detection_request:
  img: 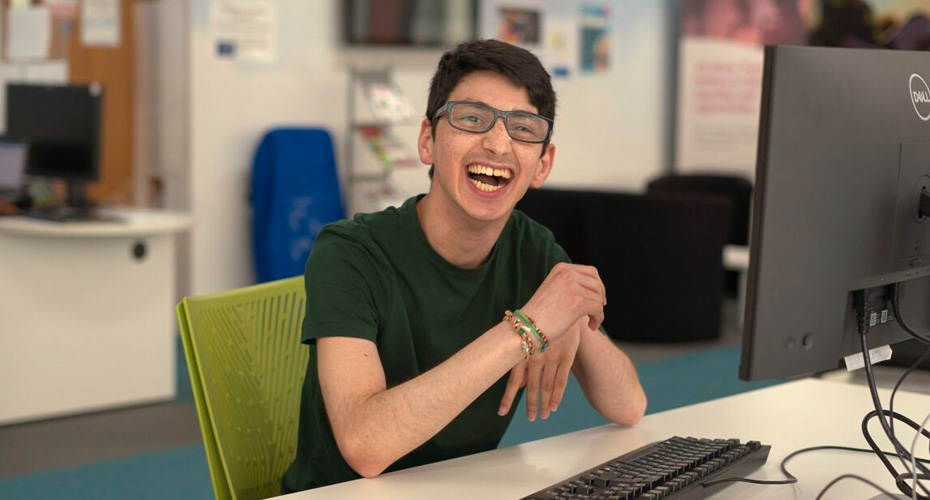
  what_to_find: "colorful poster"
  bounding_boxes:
[676,0,930,178]
[676,0,809,178]
[579,4,611,74]
[497,7,541,45]
[545,18,576,79]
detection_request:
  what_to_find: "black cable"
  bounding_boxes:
[887,283,930,467]
[858,310,930,499]
[861,409,930,498]
[891,283,930,345]
[705,292,930,497]
[700,445,930,488]
[860,341,930,500]
[813,474,905,500]
[889,344,930,446]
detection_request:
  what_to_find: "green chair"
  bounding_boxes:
[177,276,308,500]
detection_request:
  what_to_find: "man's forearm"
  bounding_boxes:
[572,326,647,426]
[327,322,524,477]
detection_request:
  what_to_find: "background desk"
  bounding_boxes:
[0,208,191,425]
[277,379,930,499]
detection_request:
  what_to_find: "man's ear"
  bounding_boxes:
[417,118,434,165]
[530,142,556,188]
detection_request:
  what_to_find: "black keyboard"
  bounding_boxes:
[25,207,121,223]
[521,436,771,500]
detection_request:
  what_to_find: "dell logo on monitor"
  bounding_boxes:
[911,74,930,121]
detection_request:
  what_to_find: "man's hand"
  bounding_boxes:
[498,322,581,421]
[521,262,606,342]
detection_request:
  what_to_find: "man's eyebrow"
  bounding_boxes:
[458,99,538,114]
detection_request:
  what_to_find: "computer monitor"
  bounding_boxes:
[740,45,930,382]
[4,83,103,208]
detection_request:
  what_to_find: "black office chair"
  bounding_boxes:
[518,188,731,342]
[516,188,592,265]
[646,173,753,297]
[586,191,730,342]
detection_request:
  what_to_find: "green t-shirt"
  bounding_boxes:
[281,195,568,492]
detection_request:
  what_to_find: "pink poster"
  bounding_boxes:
[676,0,930,179]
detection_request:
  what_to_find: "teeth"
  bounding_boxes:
[470,178,505,192]
[467,165,512,179]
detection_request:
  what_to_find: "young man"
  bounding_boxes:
[281,39,646,493]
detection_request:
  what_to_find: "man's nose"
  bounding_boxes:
[482,117,511,155]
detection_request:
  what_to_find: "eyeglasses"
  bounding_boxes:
[433,101,553,144]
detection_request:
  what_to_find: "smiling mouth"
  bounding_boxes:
[467,165,513,193]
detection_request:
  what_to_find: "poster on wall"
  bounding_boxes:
[7,6,52,60]
[675,0,809,178]
[545,18,576,78]
[80,0,120,47]
[497,7,542,45]
[482,0,581,79]
[210,0,278,64]
[676,0,930,180]
[579,3,611,74]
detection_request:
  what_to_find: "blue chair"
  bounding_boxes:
[251,128,345,283]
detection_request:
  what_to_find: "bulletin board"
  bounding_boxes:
[1,0,145,205]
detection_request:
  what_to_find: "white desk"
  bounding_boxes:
[0,208,191,425]
[276,379,930,499]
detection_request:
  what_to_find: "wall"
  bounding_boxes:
[178,0,674,296]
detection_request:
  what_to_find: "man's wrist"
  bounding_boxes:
[494,319,532,363]
[507,309,549,353]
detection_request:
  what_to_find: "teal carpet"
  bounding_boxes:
[500,345,780,447]
[0,446,212,500]
[0,344,777,500]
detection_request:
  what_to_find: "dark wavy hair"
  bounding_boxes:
[426,39,557,144]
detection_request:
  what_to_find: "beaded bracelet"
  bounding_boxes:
[503,311,536,359]
[511,309,549,354]
[518,330,535,360]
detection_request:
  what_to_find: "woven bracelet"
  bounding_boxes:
[512,309,549,354]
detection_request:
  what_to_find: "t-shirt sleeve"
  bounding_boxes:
[549,241,571,267]
[541,225,572,270]
[301,227,384,345]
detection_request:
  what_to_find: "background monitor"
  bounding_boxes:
[740,45,930,381]
[0,139,27,195]
[4,83,103,207]
[342,0,478,46]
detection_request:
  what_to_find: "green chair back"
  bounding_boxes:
[177,276,308,500]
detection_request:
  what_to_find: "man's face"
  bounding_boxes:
[418,70,555,225]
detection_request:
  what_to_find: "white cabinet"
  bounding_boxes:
[0,209,191,425]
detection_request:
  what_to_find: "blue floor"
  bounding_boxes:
[0,345,777,500]
[501,345,779,446]
[0,446,213,500]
